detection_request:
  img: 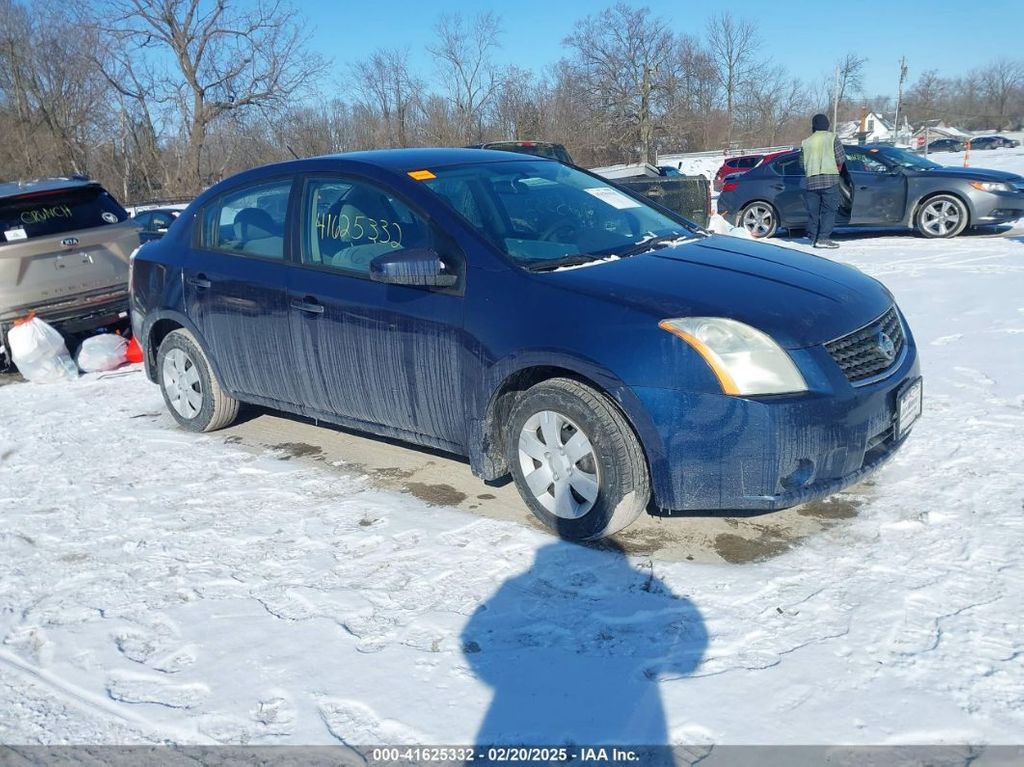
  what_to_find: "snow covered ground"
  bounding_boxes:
[2,156,1024,748]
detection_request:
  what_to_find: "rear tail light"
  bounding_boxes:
[722,181,738,192]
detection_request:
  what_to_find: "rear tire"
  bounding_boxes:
[915,194,968,238]
[506,378,650,541]
[157,329,239,432]
[739,201,778,238]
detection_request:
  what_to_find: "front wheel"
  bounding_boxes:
[506,378,650,541]
[739,202,778,238]
[157,329,239,432]
[915,194,968,238]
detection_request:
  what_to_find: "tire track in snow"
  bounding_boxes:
[0,648,216,744]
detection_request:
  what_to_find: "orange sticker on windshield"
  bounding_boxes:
[408,170,436,180]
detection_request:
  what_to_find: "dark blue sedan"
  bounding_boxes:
[131,148,922,540]
[719,145,1024,239]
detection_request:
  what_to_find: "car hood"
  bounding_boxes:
[546,236,894,349]
[911,166,1023,183]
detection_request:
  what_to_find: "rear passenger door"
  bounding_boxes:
[185,177,305,405]
[769,155,809,225]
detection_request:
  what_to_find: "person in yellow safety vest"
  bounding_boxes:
[800,114,847,249]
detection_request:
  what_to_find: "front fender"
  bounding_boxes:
[466,349,667,488]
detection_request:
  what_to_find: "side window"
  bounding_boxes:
[302,177,432,275]
[200,179,291,260]
[775,155,805,177]
[846,149,888,174]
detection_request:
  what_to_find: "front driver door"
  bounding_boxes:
[845,148,907,224]
[287,174,468,447]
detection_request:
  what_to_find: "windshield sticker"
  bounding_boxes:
[4,226,27,240]
[101,211,119,224]
[20,205,72,225]
[583,187,642,209]
[408,170,436,181]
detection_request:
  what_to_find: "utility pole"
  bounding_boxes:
[893,57,908,145]
[832,64,840,127]
[640,64,654,165]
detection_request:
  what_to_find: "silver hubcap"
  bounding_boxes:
[922,200,961,236]
[162,348,203,419]
[518,410,600,519]
[742,204,774,236]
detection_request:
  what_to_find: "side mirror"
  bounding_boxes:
[369,248,458,288]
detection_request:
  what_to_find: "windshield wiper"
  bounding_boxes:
[527,254,610,272]
[615,233,690,258]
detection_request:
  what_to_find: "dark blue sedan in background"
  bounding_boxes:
[131,148,922,540]
[719,145,1024,239]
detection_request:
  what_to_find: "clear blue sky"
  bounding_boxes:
[302,0,1023,98]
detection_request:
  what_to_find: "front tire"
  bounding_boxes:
[506,378,650,541]
[157,329,239,432]
[739,201,779,238]
[915,194,968,238]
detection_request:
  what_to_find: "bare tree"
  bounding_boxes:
[662,35,723,152]
[563,3,677,164]
[706,11,760,144]
[0,0,106,178]
[428,12,504,144]
[351,48,423,148]
[89,0,327,194]
[492,67,541,140]
[832,52,868,122]
[977,58,1024,128]
[737,65,810,146]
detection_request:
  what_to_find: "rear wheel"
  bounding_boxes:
[915,194,968,238]
[506,378,650,541]
[739,202,778,238]
[157,329,238,432]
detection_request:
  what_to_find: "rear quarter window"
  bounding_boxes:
[0,186,129,244]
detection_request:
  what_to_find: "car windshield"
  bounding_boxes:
[420,160,697,269]
[0,186,129,245]
[875,147,942,170]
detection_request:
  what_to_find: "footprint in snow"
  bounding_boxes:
[114,631,196,673]
[318,698,425,745]
[106,671,210,709]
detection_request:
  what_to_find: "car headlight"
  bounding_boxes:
[968,180,1013,193]
[659,317,807,395]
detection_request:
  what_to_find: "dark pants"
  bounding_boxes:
[805,184,839,242]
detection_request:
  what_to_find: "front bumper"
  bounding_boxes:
[969,190,1024,225]
[633,338,921,512]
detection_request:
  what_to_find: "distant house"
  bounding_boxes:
[836,112,897,143]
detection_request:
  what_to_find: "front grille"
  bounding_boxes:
[825,306,905,384]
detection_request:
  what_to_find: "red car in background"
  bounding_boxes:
[713,154,762,191]
[713,150,792,191]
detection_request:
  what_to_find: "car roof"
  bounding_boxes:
[316,147,547,170]
[0,177,98,201]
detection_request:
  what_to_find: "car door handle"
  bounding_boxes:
[290,298,325,315]
[771,184,785,190]
[187,275,212,289]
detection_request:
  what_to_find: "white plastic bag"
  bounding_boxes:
[76,334,128,373]
[7,316,79,383]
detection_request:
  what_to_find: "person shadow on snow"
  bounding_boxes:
[461,539,708,765]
